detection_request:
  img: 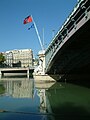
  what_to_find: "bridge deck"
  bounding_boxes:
[0,67,34,72]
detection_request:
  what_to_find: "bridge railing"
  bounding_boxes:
[45,0,90,73]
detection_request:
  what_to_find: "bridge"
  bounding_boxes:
[45,0,90,80]
[0,0,90,81]
[0,67,34,78]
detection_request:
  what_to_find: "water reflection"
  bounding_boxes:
[0,78,34,98]
[0,78,90,120]
[46,83,90,120]
[0,78,55,120]
[36,82,55,120]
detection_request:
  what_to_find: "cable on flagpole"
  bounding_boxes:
[31,15,44,50]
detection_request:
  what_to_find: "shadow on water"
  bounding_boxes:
[47,82,90,120]
[60,74,90,88]
[52,102,90,120]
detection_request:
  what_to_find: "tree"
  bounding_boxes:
[0,53,6,64]
[0,85,5,94]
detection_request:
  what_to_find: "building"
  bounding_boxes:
[4,51,13,67]
[5,49,33,67]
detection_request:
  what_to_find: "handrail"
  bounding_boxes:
[45,0,89,53]
[45,0,90,71]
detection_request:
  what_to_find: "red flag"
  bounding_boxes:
[23,16,32,24]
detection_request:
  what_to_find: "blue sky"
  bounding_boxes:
[0,0,77,57]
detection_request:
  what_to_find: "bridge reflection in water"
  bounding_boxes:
[0,78,90,120]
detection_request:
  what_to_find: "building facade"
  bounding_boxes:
[5,49,33,67]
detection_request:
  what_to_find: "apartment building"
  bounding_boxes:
[5,49,33,67]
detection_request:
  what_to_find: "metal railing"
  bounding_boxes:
[45,0,90,72]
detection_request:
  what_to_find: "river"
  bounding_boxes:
[0,77,90,120]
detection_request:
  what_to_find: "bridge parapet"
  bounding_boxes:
[45,0,90,73]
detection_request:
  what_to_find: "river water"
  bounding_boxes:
[0,77,90,120]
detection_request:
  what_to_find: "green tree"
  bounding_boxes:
[0,85,5,94]
[0,53,5,64]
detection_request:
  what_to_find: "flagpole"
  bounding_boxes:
[31,15,44,50]
[43,28,45,50]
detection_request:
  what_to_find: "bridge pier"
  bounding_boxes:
[33,73,61,82]
[27,69,29,78]
[0,71,2,78]
[0,71,3,78]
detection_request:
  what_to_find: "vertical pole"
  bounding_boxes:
[43,28,44,50]
[31,15,44,50]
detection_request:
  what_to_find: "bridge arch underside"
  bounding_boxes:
[46,20,90,80]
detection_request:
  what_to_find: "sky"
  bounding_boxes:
[0,0,78,57]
